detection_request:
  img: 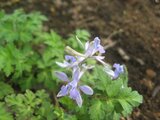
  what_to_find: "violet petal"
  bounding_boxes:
[79,85,93,95]
[98,45,105,53]
[55,71,69,82]
[70,87,79,99]
[56,61,69,68]
[75,90,83,107]
[57,85,69,97]
[65,55,76,63]
[72,67,80,81]
[94,37,100,48]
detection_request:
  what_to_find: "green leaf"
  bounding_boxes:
[18,75,34,90]
[118,99,132,116]
[0,82,14,99]
[0,102,13,120]
[92,65,143,119]
[59,97,75,110]
[89,100,105,120]
[105,86,143,118]
[5,90,55,120]
[67,29,90,51]
[75,29,90,41]
[106,80,123,97]
[37,101,55,120]
[94,65,112,91]
[0,9,47,43]
[64,114,77,120]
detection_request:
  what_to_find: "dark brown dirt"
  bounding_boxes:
[1,0,160,120]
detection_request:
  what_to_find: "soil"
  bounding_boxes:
[0,0,160,120]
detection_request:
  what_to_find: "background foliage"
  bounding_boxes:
[0,9,142,120]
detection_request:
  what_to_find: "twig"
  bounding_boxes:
[53,91,59,106]
[117,47,130,61]
[152,85,160,98]
[107,29,124,39]
[103,29,124,50]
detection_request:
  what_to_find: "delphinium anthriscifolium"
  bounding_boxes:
[55,37,124,107]
[0,9,143,120]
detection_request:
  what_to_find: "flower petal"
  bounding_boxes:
[93,56,105,60]
[75,90,83,107]
[85,41,89,50]
[79,85,93,95]
[70,87,78,99]
[55,71,69,81]
[69,79,78,88]
[72,67,80,81]
[103,65,114,77]
[112,63,124,79]
[113,63,124,73]
[65,55,76,63]
[56,61,69,68]
[98,45,105,53]
[94,37,100,48]
[57,85,69,97]
[85,42,95,57]
[93,37,105,53]
[93,56,106,65]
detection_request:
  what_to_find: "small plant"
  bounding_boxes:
[5,90,56,120]
[55,37,143,119]
[0,9,64,91]
[0,9,142,120]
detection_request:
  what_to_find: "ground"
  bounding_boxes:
[0,0,160,119]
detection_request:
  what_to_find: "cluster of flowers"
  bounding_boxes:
[55,37,124,107]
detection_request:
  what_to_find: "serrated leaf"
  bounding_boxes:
[105,86,143,118]
[118,99,132,116]
[128,91,143,106]
[5,90,55,120]
[67,29,90,51]
[75,29,90,41]
[0,102,13,120]
[59,97,75,110]
[0,82,14,99]
[94,65,112,91]
[64,114,77,120]
[89,100,105,120]
[106,80,123,97]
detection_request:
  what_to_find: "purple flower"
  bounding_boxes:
[75,37,106,65]
[113,63,124,79]
[55,36,125,108]
[104,63,124,79]
[85,37,105,57]
[65,55,76,63]
[79,85,94,95]
[94,37,105,53]
[55,67,93,107]
[55,71,69,82]
[56,37,106,70]
[56,55,76,68]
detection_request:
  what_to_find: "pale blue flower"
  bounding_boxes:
[65,55,76,63]
[56,37,106,70]
[85,37,105,57]
[113,63,124,79]
[94,37,105,53]
[55,36,124,108]
[55,67,93,107]
[56,55,76,68]
[104,63,124,79]
[55,71,69,82]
